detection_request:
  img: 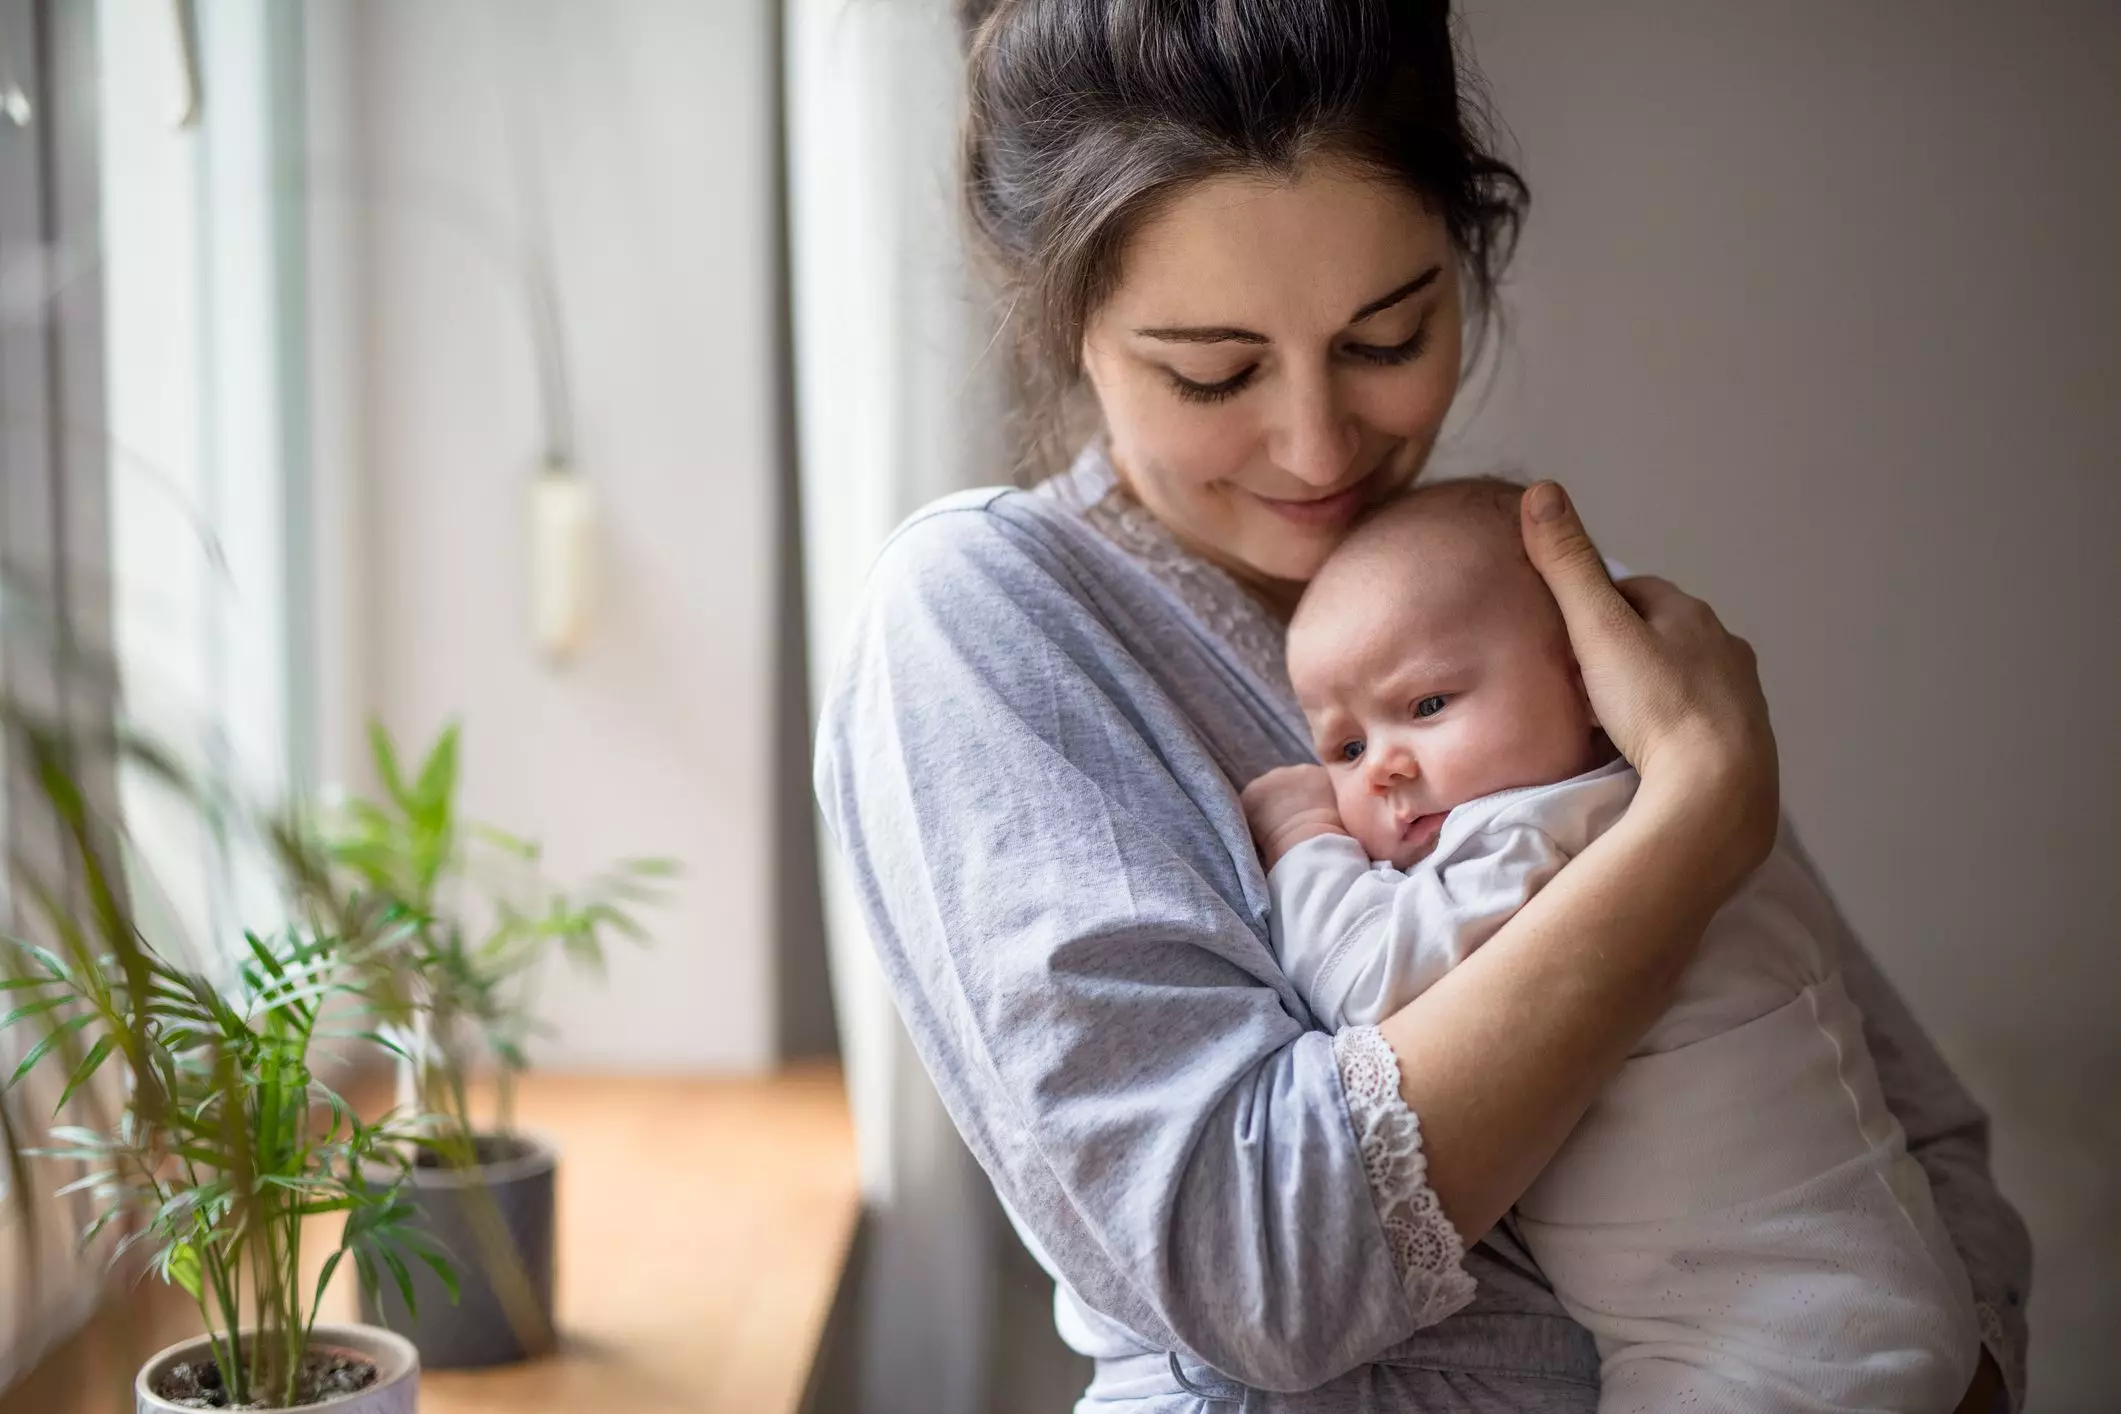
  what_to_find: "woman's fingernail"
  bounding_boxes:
[1528,481,1569,523]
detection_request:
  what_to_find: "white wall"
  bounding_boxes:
[1453,4,2120,1406]
[346,0,780,1071]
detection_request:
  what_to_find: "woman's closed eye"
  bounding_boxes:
[1165,364,1258,405]
[1163,315,1434,403]
[1345,320,1431,367]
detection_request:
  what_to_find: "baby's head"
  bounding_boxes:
[1288,478,1606,869]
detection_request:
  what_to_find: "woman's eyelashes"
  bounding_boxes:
[1165,364,1257,404]
[1345,321,1432,367]
[1162,315,1434,403]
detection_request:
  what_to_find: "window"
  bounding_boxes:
[0,0,315,1370]
[97,0,310,958]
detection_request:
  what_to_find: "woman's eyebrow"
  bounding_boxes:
[1130,323,1270,345]
[1131,265,1443,344]
[1348,266,1442,324]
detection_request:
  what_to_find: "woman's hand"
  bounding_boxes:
[1519,481,1781,894]
[1240,764,1346,869]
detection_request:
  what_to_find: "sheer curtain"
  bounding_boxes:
[786,1,1012,1410]
[0,0,114,1377]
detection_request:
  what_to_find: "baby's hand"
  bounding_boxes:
[1240,764,1348,869]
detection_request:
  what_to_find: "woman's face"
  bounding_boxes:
[1081,162,1464,599]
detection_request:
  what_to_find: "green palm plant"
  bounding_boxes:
[313,720,671,1151]
[0,703,452,1408]
[5,926,452,1407]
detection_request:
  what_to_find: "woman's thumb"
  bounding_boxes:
[1520,481,1637,648]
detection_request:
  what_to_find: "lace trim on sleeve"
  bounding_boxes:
[1974,1300,2025,1413]
[1333,1025,1480,1326]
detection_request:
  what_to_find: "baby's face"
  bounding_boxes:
[1288,503,1601,869]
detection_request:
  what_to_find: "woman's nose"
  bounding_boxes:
[1270,370,1360,489]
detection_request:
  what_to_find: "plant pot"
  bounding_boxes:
[358,1132,558,1369]
[135,1323,418,1413]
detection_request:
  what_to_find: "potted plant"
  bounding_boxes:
[311,720,670,1369]
[0,723,451,1411]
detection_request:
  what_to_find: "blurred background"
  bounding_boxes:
[0,1,2113,1411]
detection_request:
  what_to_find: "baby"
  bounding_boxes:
[1242,478,1980,1413]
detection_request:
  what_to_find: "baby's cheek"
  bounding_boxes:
[1343,795,1399,863]
[1330,773,1364,833]
[1330,777,1375,850]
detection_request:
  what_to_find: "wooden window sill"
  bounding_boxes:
[3,1064,860,1414]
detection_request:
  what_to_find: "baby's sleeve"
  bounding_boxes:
[1269,825,1571,1029]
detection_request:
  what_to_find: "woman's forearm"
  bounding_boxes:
[1378,771,1745,1244]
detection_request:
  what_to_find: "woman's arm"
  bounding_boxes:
[817,503,1434,1392]
[1382,483,1782,1243]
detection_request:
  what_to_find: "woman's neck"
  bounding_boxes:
[1229,564,1307,623]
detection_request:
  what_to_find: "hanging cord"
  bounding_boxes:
[167,0,201,129]
[482,0,575,470]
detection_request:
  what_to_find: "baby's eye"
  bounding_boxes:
[1413,695,1448,719]
[1337,739,1365,763]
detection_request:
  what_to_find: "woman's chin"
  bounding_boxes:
[1234,528,1340,586]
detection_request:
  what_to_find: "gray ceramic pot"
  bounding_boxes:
[359,1132,558,1369]
[135,1324,418,1414]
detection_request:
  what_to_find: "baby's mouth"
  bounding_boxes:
[1399,811,1448,852]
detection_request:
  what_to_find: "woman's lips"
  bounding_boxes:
[1250,479,1373,530]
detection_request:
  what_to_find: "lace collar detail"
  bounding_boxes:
[1035,445,1293,699]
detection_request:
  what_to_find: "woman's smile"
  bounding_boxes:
[1246,478,1375,530]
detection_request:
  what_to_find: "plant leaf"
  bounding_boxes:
[413,1247,460,1305]
[6,1012,96,1090]
[312,1249,347,1317]
[53,1168,115,1198]
[0,992,73,1032]
[368,718,410,809]
[413,724,461,813]
[166,1241,203,1301]
[379,1245,417,1317]
[54,1034,116,1113]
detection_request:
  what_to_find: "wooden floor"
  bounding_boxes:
[6,1065,860,1414]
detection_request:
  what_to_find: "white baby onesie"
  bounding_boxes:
[1271,758,1981,1413]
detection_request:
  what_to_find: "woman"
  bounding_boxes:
[814,2,2030,1408]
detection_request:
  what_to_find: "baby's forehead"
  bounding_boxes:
[1290,487,1560,682]
[1305,487,1536,618]
[1356,480,1526,565]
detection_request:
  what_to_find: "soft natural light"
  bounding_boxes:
[98,0,296,964]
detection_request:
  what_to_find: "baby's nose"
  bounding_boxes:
[1367,744,1417,792]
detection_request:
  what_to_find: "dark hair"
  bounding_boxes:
[959,0,1528,472]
